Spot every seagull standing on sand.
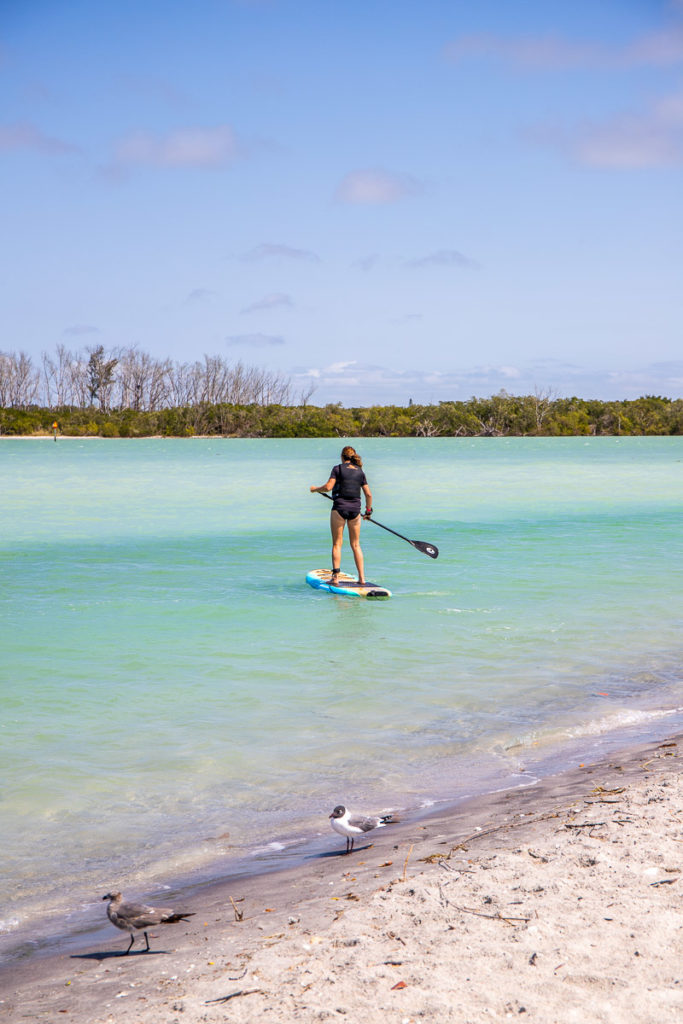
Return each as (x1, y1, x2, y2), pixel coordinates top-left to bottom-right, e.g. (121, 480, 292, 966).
(329, 804, 394, 853)
(102, 891, 195, 954)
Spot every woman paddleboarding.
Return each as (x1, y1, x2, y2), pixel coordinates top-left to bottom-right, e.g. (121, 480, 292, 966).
(310, 446, 373, 583)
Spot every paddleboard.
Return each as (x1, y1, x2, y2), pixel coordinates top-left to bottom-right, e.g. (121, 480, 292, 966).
(306, 569, 391, 599)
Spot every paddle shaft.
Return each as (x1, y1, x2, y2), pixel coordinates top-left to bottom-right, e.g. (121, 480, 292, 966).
(319, 492, 438, 559)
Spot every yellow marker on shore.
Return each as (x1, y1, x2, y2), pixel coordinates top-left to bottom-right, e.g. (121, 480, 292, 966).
(52, 421, 58, 441)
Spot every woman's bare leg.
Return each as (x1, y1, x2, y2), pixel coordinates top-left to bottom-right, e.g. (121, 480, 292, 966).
(347, 515, 365, 582)
(330, 510, 345, 572)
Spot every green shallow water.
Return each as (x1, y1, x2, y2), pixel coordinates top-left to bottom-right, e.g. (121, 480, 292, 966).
(1, 436, 682, 958)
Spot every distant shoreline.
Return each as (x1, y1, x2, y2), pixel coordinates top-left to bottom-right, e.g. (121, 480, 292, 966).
(0, 433, 238, 440)
(1, 394, 682, 438)
(2, 430, 682, 440)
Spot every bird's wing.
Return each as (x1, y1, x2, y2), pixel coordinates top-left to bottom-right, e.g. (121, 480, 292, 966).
(118, 901, 166, 928)
(347, 814, 381, 833)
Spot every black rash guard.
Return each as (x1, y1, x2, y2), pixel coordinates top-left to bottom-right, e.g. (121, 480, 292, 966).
(330, 462, 367, 520)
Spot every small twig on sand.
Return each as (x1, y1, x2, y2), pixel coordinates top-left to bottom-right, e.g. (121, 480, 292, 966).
(227, 967, 248, 981)
(402, 844, 414, 882)
(451, 823, 508, 851)
(650, 878, 678, 886)
(452, 904, 531, 925)
(451, 812, 558, 852)
(436, 881, 451, 910)
(206, 989, 262, 1004)
(438, 859, 473, 873)
(229, 895, 244, 922)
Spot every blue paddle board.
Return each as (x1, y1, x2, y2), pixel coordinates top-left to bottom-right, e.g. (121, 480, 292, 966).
(306, 569, 391, 599)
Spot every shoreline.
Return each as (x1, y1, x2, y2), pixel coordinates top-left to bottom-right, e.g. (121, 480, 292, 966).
(3, 700, 682, 971)
(3, 434, 683, 440)
(2, 733, 681, 1022)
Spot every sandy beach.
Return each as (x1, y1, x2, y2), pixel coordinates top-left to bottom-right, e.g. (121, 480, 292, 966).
(1, 736, 681, 1023)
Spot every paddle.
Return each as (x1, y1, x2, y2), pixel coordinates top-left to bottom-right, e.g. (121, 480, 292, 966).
(320, 493, 439, 559)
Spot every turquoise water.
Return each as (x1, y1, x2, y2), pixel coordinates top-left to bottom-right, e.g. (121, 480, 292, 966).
(1, 436, 682, 958)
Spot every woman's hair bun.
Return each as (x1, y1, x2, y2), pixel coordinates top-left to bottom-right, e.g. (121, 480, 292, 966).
(341, 444, 362, 468)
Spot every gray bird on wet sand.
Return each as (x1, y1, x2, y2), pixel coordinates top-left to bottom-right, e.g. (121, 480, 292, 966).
(329, 804, 395, 853)
(102, 891, 195, 954)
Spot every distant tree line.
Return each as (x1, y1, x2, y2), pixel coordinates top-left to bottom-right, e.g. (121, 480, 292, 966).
(0, 345, 296, 411)
(0, 347, 681, 437)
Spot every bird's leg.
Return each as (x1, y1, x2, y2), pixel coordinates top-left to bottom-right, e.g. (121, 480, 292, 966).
(125, 934, 135, 955)
(143, 931, 151, 952)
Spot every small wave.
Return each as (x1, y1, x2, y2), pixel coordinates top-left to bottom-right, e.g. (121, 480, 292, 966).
(250, 838, 306, 856)
(564, 705, 683, 739)
(489, 774, 540, 795)
(443, 607, 494, 615)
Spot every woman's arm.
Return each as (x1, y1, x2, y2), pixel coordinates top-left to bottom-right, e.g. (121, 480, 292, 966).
(310, 476, 336, 494)
(361, 482, 373, 516)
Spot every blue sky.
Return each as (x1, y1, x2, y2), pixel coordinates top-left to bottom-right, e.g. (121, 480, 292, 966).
(2, 0, 682, 405)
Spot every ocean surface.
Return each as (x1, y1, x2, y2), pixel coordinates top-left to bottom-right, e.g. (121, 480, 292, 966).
(1, 436, 682, 961)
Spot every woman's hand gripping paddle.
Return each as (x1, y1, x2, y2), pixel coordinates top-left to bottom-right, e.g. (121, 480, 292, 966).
(320, 493, 438, 559)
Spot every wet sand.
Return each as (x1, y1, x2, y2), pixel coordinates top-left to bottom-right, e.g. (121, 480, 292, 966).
(1, 735, 681, 1023)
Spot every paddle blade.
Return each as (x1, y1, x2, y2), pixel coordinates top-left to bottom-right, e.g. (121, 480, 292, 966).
(411, 540, 439, 559)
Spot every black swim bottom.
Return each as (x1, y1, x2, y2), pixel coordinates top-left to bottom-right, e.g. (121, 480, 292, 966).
(333, 502, 361, 521)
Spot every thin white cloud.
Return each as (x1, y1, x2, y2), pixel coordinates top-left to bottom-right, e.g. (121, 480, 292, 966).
(446, 33, 605, 70)
(241, 243, 320, 263)
(445, 27, 683, 70)
(185, 288, 217, 303)
(624, 26, 683, 66)
(113, 125, 239, 168)
(609, 361, 683, 393)
(289, 359, 683, 405)
(570, 90, 683, 167)
(335, 168, 422, 204)
(241, 292, 293, 314)
(352, 254, 380, 272)
(328, 360, 357, 374)
(120, 75, 193, 111)
(225, 333, 285, 347)
(457, 364, 524, 383)
(62, 324, 100, 336)
(0, 121, 78, 154)
(392, 313, 424, 324)
(407, 249, 478, 269)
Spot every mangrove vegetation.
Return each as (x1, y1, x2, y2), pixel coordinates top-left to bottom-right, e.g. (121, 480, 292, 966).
(0, 346, 681, 437)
